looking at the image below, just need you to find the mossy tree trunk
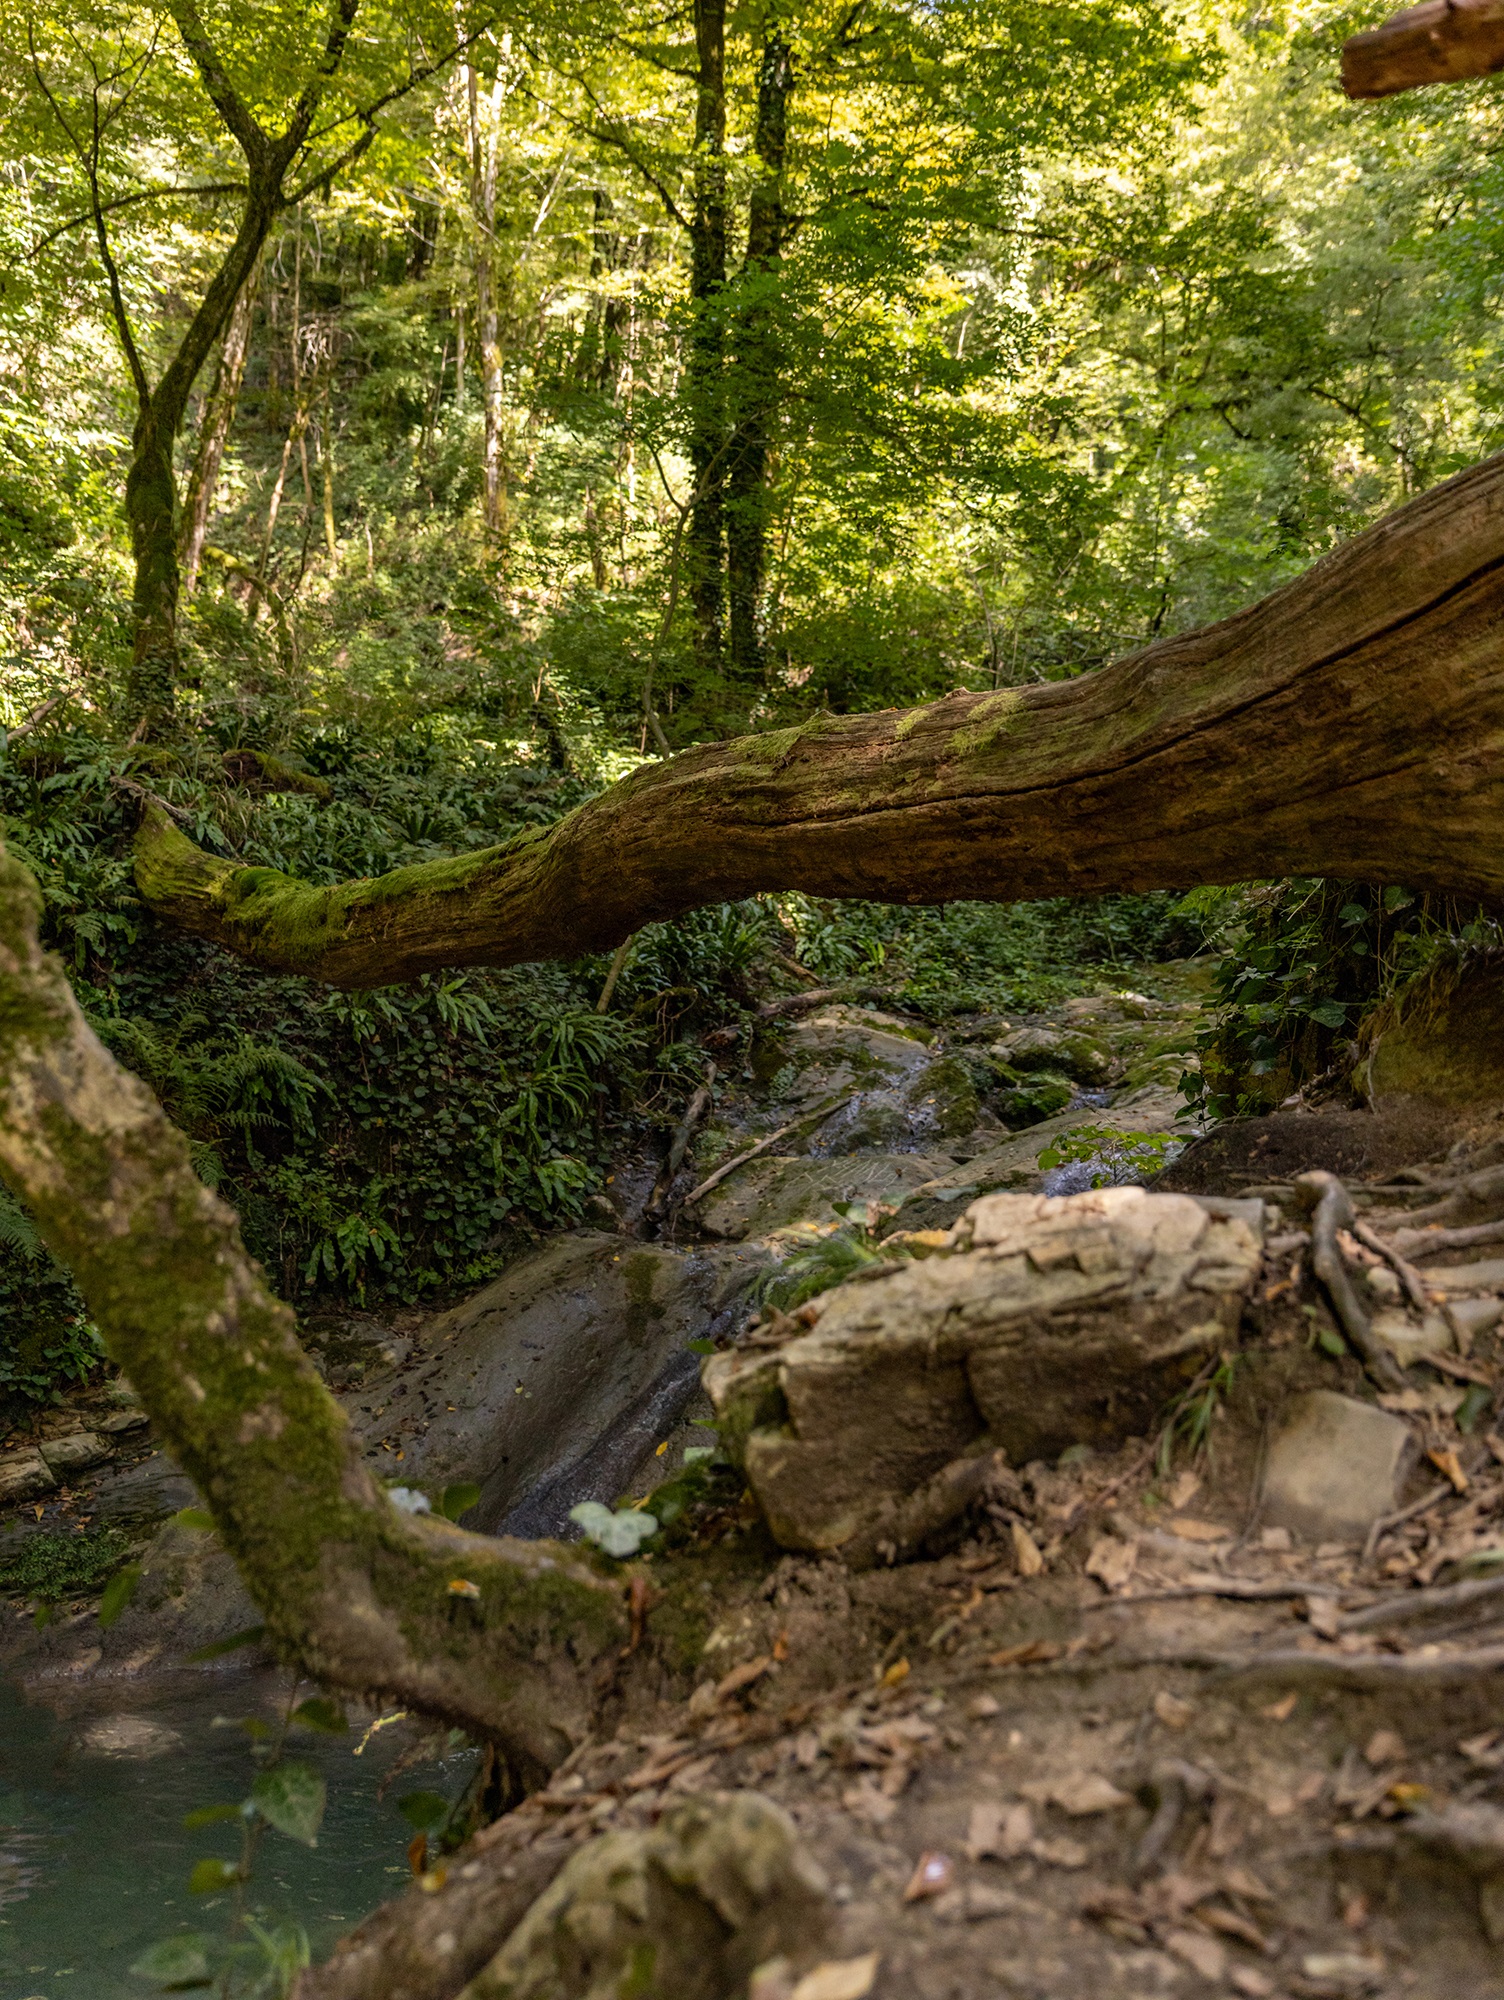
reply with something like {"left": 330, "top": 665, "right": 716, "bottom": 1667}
{"left": 0, "top": 842, "right": 629, "bottom": 1784}
{"left": 137, "top": 450, "right": 1504, "bottom": 985}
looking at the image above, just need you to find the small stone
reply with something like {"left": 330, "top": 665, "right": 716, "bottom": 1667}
{"left": 1262, "top": 1392, "right": 1413, "bottom": 1541}
{"left": 38, "top": 1432, "right": 112, "bottom": 1475}
{"left": 0, "top": 1453, "right": 57, "bottom": 1505}
{"left": 1301, "top": 1952, "right": 1385, "bottom": 1992}
{"left": 1259, "top": 1526, "right": 1292, "bottom": 1552}
{"left": 1085, "top": 1535, "right": 1137, "bottom": 1591}
{"left": 967, "top": 1693, "right": 1001, "bottom": 1720}
{"left": 76, "top": 1716, "right": 184, "bottom": 1759}
{"left": 98, "top": 1408, "right": 150, "bottom": 1435}
{"left": 1154, "top": 1691, "right": 1195, "bottom": 1730}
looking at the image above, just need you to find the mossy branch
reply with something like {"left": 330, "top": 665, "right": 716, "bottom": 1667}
{"left": 0, "top": 840, "right": 627, "bottom": 1783}
{"left": 134, "top": 450, "right": 1504, "bottom": 987}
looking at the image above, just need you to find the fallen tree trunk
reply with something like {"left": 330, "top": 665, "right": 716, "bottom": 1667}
{"left": 1343, "top": 0, "right": 1504, "bottom": 98}
{"left": 135, "top": 451, "right": 1504, "bottom": 988}
{"left": 0, "top": 841, "right": 628, "bottom": 1783}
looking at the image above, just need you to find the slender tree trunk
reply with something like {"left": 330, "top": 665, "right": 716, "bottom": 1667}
{"left": 179, "top": 265, "right": 260, "bottom": 597}
{"left": 466, "top": 51, "right": 511, "bottom": 546}
{"left": 134, "top": 449, "right": 1504, "bottom": 986}
{"left": 686, "top": 0, "right": 729, "bottom": 678}
{"left": 726, "top": 31, "right": 793, "bottom": 686}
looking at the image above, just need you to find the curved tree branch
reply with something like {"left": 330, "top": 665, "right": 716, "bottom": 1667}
{"left": 0, "top": 842, "right": 628, "bottom": 1786}
{"left": 135, "top": 449, "right": 1504, "bottom": 988}
{"left": 1343, "top": 0, "right": 1504, "bottom": 98}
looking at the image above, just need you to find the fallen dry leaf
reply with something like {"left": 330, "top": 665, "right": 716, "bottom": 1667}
{"left": 1011, "top": 1522, "right": 1045, "bottom": 1576}
{"left": 1260, "top": 1692, "right": 1298, "bottom": 1722}
{"left": 791, "top": 1955, "right": 881, "bottom": 2000}
{"left": 1427, "top": 1446, "right": 1470, "bottom": 1495}
{"left": 716, "top": 1655, "right": 773, "bottom": 1700}
{"left": 1200, "top": 1903, "right": 1272, "bottom": 1952}
{"left": 1168, "top": 1469, "right": 1203, "bottom": 1510}
{"left": 1166, "top": 1517, "right": 1230, "bottom": 1544}
{"left": 878, "top": 1656, "right": 910, "bottom": 1689}
{"left": 903, "top": 1850, "right": 955, "bottom": 1902}
{"left": 967, "top": 1693, "right": 1001, "bottom": 1720}
{"left": 1154, "top": 1690, "right": 1195, "bottom": 1730}
{"left": 1221, "top": 1864, "right": 1274, "bottom": 1903}
{"left": 984, "top": 1638, "right": 1062, "bottom": 1669}
{"left": 1364, "top": 1729, "right": 1406, "bottom": 1768}
{"left": 842, "top": 1777, "right": 897, "bottom": 1827}
{"left": 1230, "top": 1970, "right": 1275, "bottom": 1998}
{"left": 1021, "top": 1771, "right": 1132, "bottom": 1816}
{"left": 1085, "top": 1535, "right": 1137, "bottom": 1592}
{"left": 966, "top": 1800, "right": 1033, "bottom": 1861}
{"left": 1030, "top": 1835, "right": 1089, "bottom": 1868}
{"left": 1165, "top": 1927, "right": 1227, "bottom": 1981}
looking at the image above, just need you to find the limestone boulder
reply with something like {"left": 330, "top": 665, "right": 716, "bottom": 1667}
{"left": 695, "top": 1151, "right": 955, "bottom": 1241}
{"left": 705, "top": 1185, "right": 1265, "bottom": 1553}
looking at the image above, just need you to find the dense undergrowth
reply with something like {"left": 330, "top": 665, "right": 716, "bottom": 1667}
{"left": 0, "top": 718, "right": 1201, "bottom": 1411}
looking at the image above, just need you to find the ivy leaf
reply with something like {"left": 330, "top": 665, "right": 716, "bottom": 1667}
{"left": 173, "top": 1507, "right": 216, "bottom": 1532}
{"left": 1305, "top": 1000, "right": 1347, "bottom": 1028}
{"left": 251, "top": 1761, "right": 326, "bottom": 1846}
{"left": 129, "top": 1932, "right": 214, "bottom": 1986}
{"left": 438, "top": 1482, "right": 480, "bottom": 1522}
{"left": 188, "top": 1857, "right": 242, "bottom": 1895}
{"left": 186, "top": 1624, "right": 266, "bottom": 1662}
{"left": 98, "top": 1562, "right": 141, "bottom": 1629}
{"left": 181, "top": 1802, "right": 246, "bottom": 1830}
{"left": 568, "top": 1501, "right": 659, "bottom": 1557}
{"left": 291, "top": 1696, "right": 347, "bottom": 1734}
{"left": 397, "top": 1789, "right": 451, "bottom": 1832}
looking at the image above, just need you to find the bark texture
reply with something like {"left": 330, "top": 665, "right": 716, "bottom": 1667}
{"left": 1343, "top": 0, "right": 1504, "bottom": 96}
{"left": 135, "top": 449, "right": 1504, "bottom": 987}
{"left": 180, "top": 265, "right": 260, "bottom": 595}
{"left": 0, "top": 841, "right": 628, "bottom": 1779}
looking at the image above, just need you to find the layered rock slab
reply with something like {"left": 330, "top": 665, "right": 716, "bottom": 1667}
{"left": 706, "top": 1186, "right": 1265, "bottom": 1552}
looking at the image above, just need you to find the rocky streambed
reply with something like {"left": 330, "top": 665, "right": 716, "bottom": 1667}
{"left": 13, "top": 953, "right": 1504, "bottom": 1997}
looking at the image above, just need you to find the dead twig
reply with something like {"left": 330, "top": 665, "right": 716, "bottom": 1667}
{"left": 1082, "top": 1575, "right": 1345, "bottom": 1609}
{"left": 1339, "top": 1569, "right": 1504, "bottom": 1633}
{"left": 646, "top": 1064, "right": 716, "bottom": 1220}
{"left": 1363, "top": 1482, "right": 1452, "bottom": 1561}
{"left": 1295, "top": 1171, "right": 1407, "bottom": 1391}
{"left": 1035, "top": 1643, "right": 1504, "bottom": 1686}
{"left": 680, "top": 1093, "right": 854, "bottom": 1207}
{"left": 3, "top": 693, "right": 68, "bottom": 745}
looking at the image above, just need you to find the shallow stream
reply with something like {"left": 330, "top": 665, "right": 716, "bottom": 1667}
{"left": 0, "top": 1676, "right": 463, "bottom": 1998}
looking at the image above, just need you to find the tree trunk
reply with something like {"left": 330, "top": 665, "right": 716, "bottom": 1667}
{"left": 726, "top": 32, "right": 793, "bottom": 686}
{"left": 0, "top": 842, "right": 628, "bottom": 1778}
{"left": 134, "top": 450, "right": 1504, "bottom": 985}
{"left": 686, "top": 0, "right": 729, "bottom": 677}
{"left": 124, "top": 416, "right": 182, "bottom": 732}
{"left": 466, "top": 53, "right": 511, "bottom": 546}
{"left": 179, "top": 266, "right": 260, "bottom": 597}
{"left": 1343, "top": 0, "right": 1504, "bottom": 96}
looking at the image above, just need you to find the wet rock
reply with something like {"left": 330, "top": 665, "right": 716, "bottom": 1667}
{"left": 471, "top": 1791, "right": 831, "bottom": 1999}
{"left": 74, "top": 1714, "right": 185, "bottom": 1759}
{"left": 0, "top": 1452, "right": 57, "bottom": 1505}
{"left": 378, "top": 1232, "right": 745, "bottom": 1532}
{"left": 991, "top": 1026, "right": 1111, "bottom": 1086}
{"left": 39, "top": 1433, "right": 111, "bottom": 1476}
{"left": 97, "top": 1409, "right": 150, "bottom": 1436}
{"left": 1261, "top": 1392, "right": 1414, "bottom": 1542}
{"left": 706, "top": 1186, "right": 1263, "bottom": 1553}
{"left": 695, "top": 1153, "right": 953, "bottom": 1241}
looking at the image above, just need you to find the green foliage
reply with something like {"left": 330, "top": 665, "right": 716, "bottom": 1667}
{"left": 755, "top": 1212, "right": 901, "bottom": 1314}
{"left": 568, "top": 1500, "right": 659, "bottom": 1557}
{"left": 1036, "top": 1126, "right": 1184, "bottom": 1184}
{"left": 0, "top": 1524, "right": 132, "bottom": 1604}
{"left": 1177, "top": 881, "right": 1500, "bottom": 1119}
{"left": 1157, "top": 1353, "right": 1240, "bottom": 1474}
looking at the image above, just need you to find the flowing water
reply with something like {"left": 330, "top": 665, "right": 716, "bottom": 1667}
{"left": 0, "top": 1675, "right": 471, "bottom": 1998}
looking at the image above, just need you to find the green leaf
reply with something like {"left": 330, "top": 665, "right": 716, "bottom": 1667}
{"left": 686, "top": 1338, "right": 715, "bottom": 1356}
{"left": 239, "top": 1716, "right": 273, "bottom": 1742}
{"left": 129, "top": 1933, "right": 213, "bottom": 1986}
{"left": 188, "top": 1857, "right": 242, "bottom": 1895}
{"left": 98, "top": 1562, "right": 141, "bottom": 1629}
{"left": 251, "top": 1760, "right": 326, "bottom": 1846}
{"left": 1305, "top": 1000, "right": 1347, "bottom": 1029}
{"left": 398, "top": 1789, "right": 451, "bottom": 1833}
{"left": 1383, "top": 886, "right": 1415, "bottom": 912}
{"left": 1338, "top": 902, "right": 1368, "bottom": 926}
{"left": 181, "top": 1802, "right": 247, "bottom": 1829}
{"left": 185, "top": 1624, "right": 266, "bottom": 1662}
{"left": 1317, "top": 1327, "right": 1347, "bottom": 1359}
{"left": 438, "top": 1482, "right": 481, "bottom": 1522}
{"left": 292, "top": 1696, "right": 347, "bottom": 1734}
{"left": 1036, "top": 1148, "right": 1062, "bottom": 1168}
{"left": 1458, "top": 1384, "right": 1494, "bottom": 1434}
{"left": 682, "top": 1446, "right": 715, "bottom": 1465}
{"left": 569, "top": 1501, "right": 659, "bottom": 1557}
{"left": 173, "top": 1508, "right": 216, "bottom": 1532}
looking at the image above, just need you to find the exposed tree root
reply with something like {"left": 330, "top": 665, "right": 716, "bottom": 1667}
{"left": 1295, "top": 1172, "right": 1408, "bottom": 1391}
{"left": 133, "top": 451, "right": 1504, "bottom": 986}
